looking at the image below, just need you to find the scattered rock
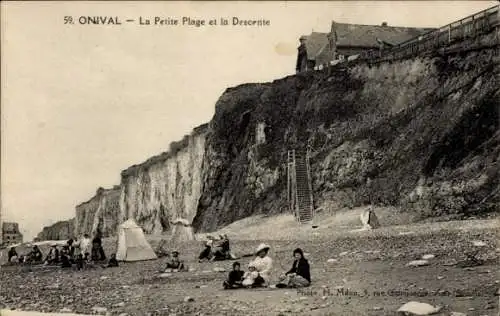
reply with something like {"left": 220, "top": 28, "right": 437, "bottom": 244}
{"left": 91, "top": 306, "right": 108, "bottom": 314}
{"left": 421, "top": 254, "right": 435, "bottom": 260}
{"left": 60, "top": 307, "right": 72, "bottom": 312}
{"left": 399, "top": 231, "right": 415, "bottom": 235}
{"left": 407, "top": 260, "right": 430, "bottom": 267}
{"left": 118, "top": 314, "right": 128, "bottom": 316}
{"left": 496, "top": 288, "right": 500, "bottom": 295}
{"left": 321, "top": 296, "right": 328, "bottom": 300}
{"left": 213, "top": 267, "right": 226, "bottom": 273}
{"left": 159, "top": 273, "right": 172, "bottom": 278}
{"left": 373, "top": 307, "right": 383, "bottom": 311}
{"left": 183, "top": 296, "right": 195, "bottom": 302}
{"left": 449, "top": 312, "right": 467, "bottom": 316}
{"left": 339, "top": 251, "right": 349, "bottom": 256}
{"left": 113, "top": 302, "right": 125, "bottom": 307}
{"left": 467, "top": 308, "right": 475, "bottom": 311}
{"left": 299, "top": 296, "right": 308, "bottom": 301}
{"left": 437, "top": 276, "right": 445, "bottom": 280}
{"left": 100, "top": 276, "right": 109, "bottom": 280}
{"left": 472, "top": 241, "right": 487, "bottom": 247}
{"left": 327, "top": 258, "right": 338, "bottom": 263}
{"left": 397, "top": 301, "right": 441, "bottom": 315}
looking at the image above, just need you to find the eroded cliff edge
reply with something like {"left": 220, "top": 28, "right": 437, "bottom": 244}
{"left": 38, "top": 46, "right": 499, "bottom": 239}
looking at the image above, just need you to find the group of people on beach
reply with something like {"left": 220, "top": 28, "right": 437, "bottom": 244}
{"left": 159, "top": 236, "right": 312, "bottom": 290}
{"left": 198, "top": 234, "right": 234, "bottom": 262}
{"left": 6, "top": 232, "right": 118, "bottom": 270}
{"left": 222, "top": 243, "right": 311, "bottom": 289}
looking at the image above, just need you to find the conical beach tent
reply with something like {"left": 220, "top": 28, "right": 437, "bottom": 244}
{"left": 170, "top": 218, "right": 196, "bottom": 243}
{"left": 116, "top": 219, "right": 157, "bottom": 261}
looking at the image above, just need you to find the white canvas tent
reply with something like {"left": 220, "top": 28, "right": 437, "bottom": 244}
{"left": 116, "top": 219, "right": 157, "bottom": 262}
{"left": 170, "top": 218, "right": 196, "bottom": 243}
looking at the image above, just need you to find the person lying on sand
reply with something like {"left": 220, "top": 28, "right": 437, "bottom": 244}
{"left": 162, "top": 251, "right": 187, "bottom": 272}
{"left": 276, "top": 248, "right": 311, "bottom": 288}
{"left": 223, "top": 262, "right": 244, "bottom": 289}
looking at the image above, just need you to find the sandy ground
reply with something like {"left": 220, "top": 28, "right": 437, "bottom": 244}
{"left": 1, "top": 209, "right": 499, "bottom": 316}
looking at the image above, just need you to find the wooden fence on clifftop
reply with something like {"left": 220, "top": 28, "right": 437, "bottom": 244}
{"left": 310, "top": 4, "right": 499, "bottom": 72}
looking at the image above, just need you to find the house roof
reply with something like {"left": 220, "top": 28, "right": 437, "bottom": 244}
{"left": 302, "top": 32, "right": 330, "bottom": 61}
{"left": 332, "top": 22, "right": 435, "bottom": 47}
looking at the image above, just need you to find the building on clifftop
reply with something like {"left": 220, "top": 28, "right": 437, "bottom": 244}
{"left": 2, "top": 222, "right": 23, "bottom": 246}
{"left": 296, "top": 22, "right": 435, "bottom": 72}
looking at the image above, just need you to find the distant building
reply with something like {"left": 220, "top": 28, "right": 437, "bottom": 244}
{"left": 2, "top": 222, "right": 23, "bottom": 245}
{"left": 296, "top": 21, "right": 435, "bottom": 72}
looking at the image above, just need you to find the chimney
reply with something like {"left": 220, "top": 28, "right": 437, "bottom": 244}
{"left": 381, "top": 22, "right": 388, "bottom": 27}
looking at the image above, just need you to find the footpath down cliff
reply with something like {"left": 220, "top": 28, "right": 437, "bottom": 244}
{"left": 38, "top": 45, "right": 499, "bottom": 239}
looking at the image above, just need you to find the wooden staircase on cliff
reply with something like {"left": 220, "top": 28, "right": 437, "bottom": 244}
{"left": 287, "top": 149, "right": 315, "bottom": 225}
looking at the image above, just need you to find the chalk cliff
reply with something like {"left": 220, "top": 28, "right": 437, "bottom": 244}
{"left": 37, "top": 219, "right": 74, "bottom": 241}
{"left": 119, "top": 125, "right": 208, "bottom": 233}
{"left": 74, "top": 186, "right": 120, "bottom": 237}
{"left": 38, "top": 30, "right": 499, "bottom": 238}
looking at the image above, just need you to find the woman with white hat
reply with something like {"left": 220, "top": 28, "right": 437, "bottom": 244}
{"left": 248, "top": 243, "right": 273, "bottom": 287}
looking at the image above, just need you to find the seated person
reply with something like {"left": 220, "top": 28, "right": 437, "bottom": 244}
{"left": 106, "top": 253, "right": 119, "bottom": 268}
{"left": 247, "top": 243, "right": 273, "bottom": 287}
{"left": 162, "top": 251, "right": 186, "bottom": 272}
{"left": 45, "top": 244, "right": 60, "bottom": 264}
{"left": 223, "top": 262, "right": 244, "bottom": 289}
{"left": 29, "top": 246, "right": 43, "bottom": 263}
{"left": 60, "top": 251, "right": 72, "bottom": 268}
{"left": 276, "top": 248, "right": 311, "bottom": 288}
{"left": 155, "top": 240, "right": 169, "bottom": 258}
{"left": 198, "top": 240, "right": 213, "bottom": 262}
{"left": 212, "top": 235, "right": 231, "bottom": 261}
{"left": 8, "top": 247, "right": 18, "bottom": 263}
{"left": 242, "top": 264, "right": 260, "bottom": 288}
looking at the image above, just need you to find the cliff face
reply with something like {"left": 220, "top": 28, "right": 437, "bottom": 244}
{"left": 119, "top": 126, "right": 208, "bottom": 233}
{"left": 38, "top": 30, "right": 499, "bottom": 238}
{"left": 74, "top": 186, "right": 120, "bottom": 237}
{"left": 37, "top": 219, "right": 74, "bottom": 241}
{"left": 193, "top": 48, "right": 499, "bottom": 230}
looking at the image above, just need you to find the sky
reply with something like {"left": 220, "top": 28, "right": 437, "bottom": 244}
{"left": 1, "top": 1, "right": 497, "bottom": 241}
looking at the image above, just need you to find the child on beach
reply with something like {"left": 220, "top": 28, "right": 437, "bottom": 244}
{"left": 242, "top": 264, "right": 259, "bottom": 287}
{"left": 223, "top": 261, "right": 244, "bottom": 289}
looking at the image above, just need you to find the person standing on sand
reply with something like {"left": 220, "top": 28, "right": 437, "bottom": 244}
{"left": 248, "top": 243, "right": 273, "bottom": 287}
{"left": 79, "top": 234, "right": 91, "bottom": 261}
{"left": 276, "top": 248, "right": 311, "bottom": 288}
